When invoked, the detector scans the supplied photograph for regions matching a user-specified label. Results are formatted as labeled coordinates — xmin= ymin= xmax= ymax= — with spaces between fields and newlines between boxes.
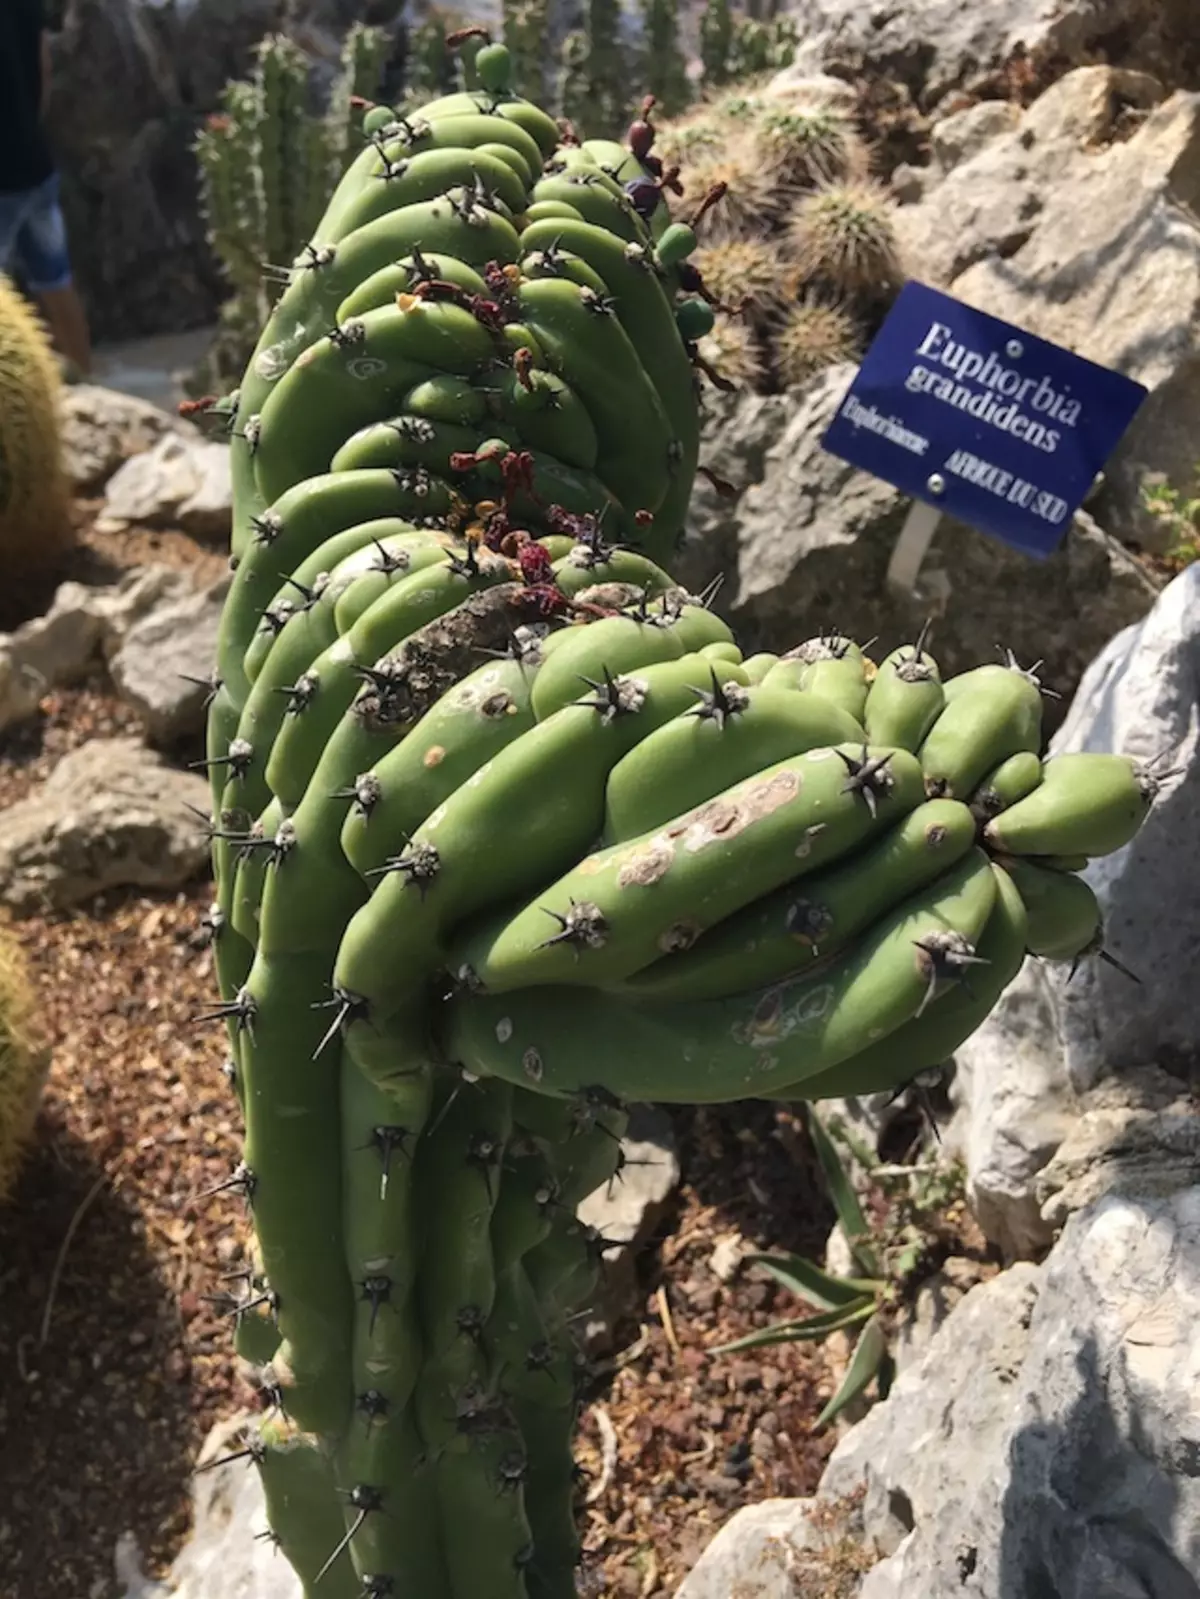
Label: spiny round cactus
xmin=698 ymin=313 xmax=765 ymax=388
xmin=0 ymin=276 xmax=71 ymax=588
xmin=694 ymin=239 xmax=790 ymax=320
xmin=0 ymin=928 xmax=49 ymax=1203
xmin=773 ymin=294 xmax=861 ymax=387
xmin=680 ymin=135 xmax=783 ymax=240
xmin=786 ymin=179 xmax=903 ymax=294
xmin=757 ymin=104 xmax=865 ymax=189
xmin=656 ymin=112 xmax=726 ymax=170
xmin=195 ymin=38 xmax=1158 ymax=1599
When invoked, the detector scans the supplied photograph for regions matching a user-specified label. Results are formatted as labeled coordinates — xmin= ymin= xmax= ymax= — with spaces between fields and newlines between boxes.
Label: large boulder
xmin=681 ymin=366 xmax=1160 ymax=701
xmin=0 ymin=566 xmax=193 ymax=737
xmin=818 ymin=1187 xmax=1200 ymax=1596
xmin=778 ymin=0 xmax=1200 ymax=108
xmin=893 ymin=67 xmax=1200 ymax=550
xmin=955 ymin=559 xmax=1200 ymax=1255
xmin=100 ymin=433 xmax=232 ymax=543
xmin=59 ymin=384 xmax=196 ymax=495
xmin=0 ymin=738 xmax=211 ymax=914
xmin=108 ymin=574 xmax=229 ymax=743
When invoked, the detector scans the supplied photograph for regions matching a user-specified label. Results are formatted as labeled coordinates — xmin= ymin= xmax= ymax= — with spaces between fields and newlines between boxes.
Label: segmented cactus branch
xmin=203 ymin=37 xmax=1158 ymax=1598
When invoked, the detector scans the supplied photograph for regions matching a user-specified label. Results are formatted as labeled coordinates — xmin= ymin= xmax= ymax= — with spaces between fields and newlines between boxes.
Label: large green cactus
xmin=199 ymin=41 xmax=1158 ymax=1598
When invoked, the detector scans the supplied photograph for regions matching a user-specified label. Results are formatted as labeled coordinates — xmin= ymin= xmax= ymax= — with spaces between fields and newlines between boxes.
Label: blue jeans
xmin=0 ymin=172 xmax=73 ymax=294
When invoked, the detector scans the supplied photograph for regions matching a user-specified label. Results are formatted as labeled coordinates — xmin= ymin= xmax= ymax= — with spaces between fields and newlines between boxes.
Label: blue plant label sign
xmin=820 ymin=280 xmax=1149 ymax=558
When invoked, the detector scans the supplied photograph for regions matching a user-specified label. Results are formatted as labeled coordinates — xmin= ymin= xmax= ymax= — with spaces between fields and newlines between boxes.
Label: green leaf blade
xmin=741 ymin=1251 xmax=882 ymax=1311
xmin=813 ymin=1313 xmax=889 ymax=1429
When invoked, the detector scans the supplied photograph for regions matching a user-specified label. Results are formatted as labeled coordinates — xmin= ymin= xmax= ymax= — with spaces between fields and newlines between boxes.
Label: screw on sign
xmin=820 ymin=280 xmax=1148 ymax=589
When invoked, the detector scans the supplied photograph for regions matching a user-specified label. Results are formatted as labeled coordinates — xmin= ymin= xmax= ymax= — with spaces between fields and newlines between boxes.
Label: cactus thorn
xmin=274 ymin=671 xmax=319 ymax=715
xmin=317 ymin=1486 xmax=387 ymax=1585
xmin=279 ymin=572 xmax=318 ymax=606
xmin=194 ymin=1435 xmax=266 ymax=1475
xmin=914 ymin=932 xmax=990 ymax=1014
xmin=178 ymin=670 xmax=222 ymax=708
xmin=539 ymin=898 xmax=609 ymax=954
xmin=995 ymin=646 xmax=1061 ymax=699
xmin=456 ymin=1304 xmax=487 ymax=1344
xmin=329 ymin=319 xmax=367 ymax=350
xmin=1066 ymin=934 xmax=1142 ymax=985
xmin=360 ymin=1579 xmax=396 ymax=1598
xmin=215 ymin=1287 xmax=278 ymax=1324
xmin=577 ymin=666 xmax=647 ymax=723
xmin=250 ymin=511 xmax=282 ymax=546
xmin=466 ymin=1131 xmax=502 ymax=1199
xmin=190 ymin=738 xmax=254 ymax=779
xmin=256 ymin=1371 xmax=287 ymax=1414
xmin=311 ymin=987 xmax=371 ymax=1059
xmin=358 ymin=1274 xmax=394 ymax=1335
xmin=195 ymin=986 xmax=257 ymax=1036
xmin=496 ymin=1450 xmax=527 ymax=1493
xmin=686 ymin=669 xmax=749 ymax=729
xmin=198 ymin=1160 xmax=257 ymax=1204
xmin=403 ymin=245 xmax=438 ymax=285
xmin=265 ymin=820 xmax=297 ymax=867
xmin=837 ymin=747 xmax=896 ymax=818
xmin=525 ymin=1340 xmax=555 ymax=1373
xmin=256 ymin=599 xmax=296 ymax=637
xmin=254 ymin=1529 xmax=282 ymax=1551
xmin=298 ymin=242 xmax=336 ymax=272
xmin=356 ymin=1389 xmax=390 ymax=1425
xmin=579 ymin=285 xmax=618 ymax=317
xmin=363 ymin=841 xmax=441 ymax=895
xmin=446 ymin=541 xmax=482 ymax=578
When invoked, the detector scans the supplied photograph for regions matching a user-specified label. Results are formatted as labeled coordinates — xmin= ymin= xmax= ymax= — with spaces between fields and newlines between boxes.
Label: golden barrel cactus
xmin=0 ymin=927 xmax=49 ymax=1203
xmin=0 ymin=275 xmax=71 ymax=585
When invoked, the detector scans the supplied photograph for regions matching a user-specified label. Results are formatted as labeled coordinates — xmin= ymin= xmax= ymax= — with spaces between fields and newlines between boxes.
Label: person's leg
xmin=13 ymin=174 xmax=91 ymax=375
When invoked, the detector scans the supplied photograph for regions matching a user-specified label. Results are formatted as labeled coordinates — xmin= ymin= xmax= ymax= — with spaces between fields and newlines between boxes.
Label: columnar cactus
xmin=199 ymin=42 xmax=1160 ymax=1597
xmin=195 ymin=27 xmax=390 ymax=383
